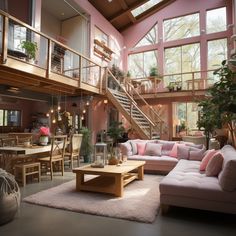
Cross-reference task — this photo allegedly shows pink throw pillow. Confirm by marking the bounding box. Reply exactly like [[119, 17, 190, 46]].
[[169, 143, 185, 158], [199, 149, 217, 171], [136, 142, 146, 155], [205, 153, 223, 176]]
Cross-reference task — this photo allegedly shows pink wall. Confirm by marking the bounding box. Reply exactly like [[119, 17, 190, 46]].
[[122, 0, 233, 72], [0, 98, 49, 132], [73, 0, 125, 69]]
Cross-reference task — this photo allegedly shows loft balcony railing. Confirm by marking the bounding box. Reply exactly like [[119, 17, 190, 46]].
[[128, 69, 218, 95], [0, 10, 105, 94]]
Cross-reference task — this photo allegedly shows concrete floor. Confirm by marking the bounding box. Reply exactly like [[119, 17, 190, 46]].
[[1, 171, 236, 236]]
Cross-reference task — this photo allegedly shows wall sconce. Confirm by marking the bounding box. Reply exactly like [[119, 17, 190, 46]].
[[104, 99, 108, 111]]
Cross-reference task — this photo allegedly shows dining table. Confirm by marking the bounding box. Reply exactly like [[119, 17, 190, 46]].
[[0, 144, 53, 172]]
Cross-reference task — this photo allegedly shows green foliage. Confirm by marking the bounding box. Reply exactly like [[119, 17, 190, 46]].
[[198, 60, 236, 148], [107, 121, 125, 145], [80, 127, 93, 158], [20, 41, 38, 60], [149, 66, 158, 77]]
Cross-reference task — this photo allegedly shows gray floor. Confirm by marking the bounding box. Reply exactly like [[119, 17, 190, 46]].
[[1, 170, 236, 236]]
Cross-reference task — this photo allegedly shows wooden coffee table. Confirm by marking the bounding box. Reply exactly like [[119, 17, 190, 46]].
[[73, 160, 145, 197]]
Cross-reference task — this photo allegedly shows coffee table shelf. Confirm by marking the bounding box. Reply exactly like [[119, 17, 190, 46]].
[[73, 161, 145, 197]]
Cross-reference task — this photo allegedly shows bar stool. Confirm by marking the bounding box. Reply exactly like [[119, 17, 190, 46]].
[[14, 162, 41, 186]]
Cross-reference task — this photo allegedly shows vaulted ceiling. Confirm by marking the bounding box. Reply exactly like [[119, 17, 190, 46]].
[[88, 0, 175, 32]]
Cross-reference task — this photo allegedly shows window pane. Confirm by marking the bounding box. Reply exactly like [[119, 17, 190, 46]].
[[207, 7, 226, 34], [6, 110, 21, 126], [94, 26, 108, 46], [128, 50, 158, 78], [164, 13, 199, 41], [164, 47, 181, 74], [128, 53, 143, 78], [0, 110, 3, 126], [208, 38, 227, 83], [182, 43, 200, 72], [135, 24, 158, 47], [131, 0, 163, 17]]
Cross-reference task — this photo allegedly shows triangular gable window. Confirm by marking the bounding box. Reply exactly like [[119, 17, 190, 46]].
[[135, 24, 158, 47]]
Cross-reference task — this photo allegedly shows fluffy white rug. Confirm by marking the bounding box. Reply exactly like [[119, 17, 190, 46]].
[[23, 175, 162, 223]]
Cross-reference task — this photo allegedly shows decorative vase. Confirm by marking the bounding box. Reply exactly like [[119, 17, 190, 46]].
[[39, 136, 49, 146], [0, 169, 20, 225], [108, 156, 119, 165]]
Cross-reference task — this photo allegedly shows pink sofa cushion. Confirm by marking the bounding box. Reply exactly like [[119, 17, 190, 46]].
[[177, 145, 190, 159], [157, 140, 175, 155], [218, 145, 236, 191], [137, 142, 146, 155], [189, 148, 206, 161], [169, 143, 185, 158], [199, 149, 217, 171], [144, 142, 162, 156], [206, 153, 223, 176], [119, 142, 133, 156]]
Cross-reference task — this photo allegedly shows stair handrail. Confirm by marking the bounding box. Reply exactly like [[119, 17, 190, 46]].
[[124, 80, 167, 137], [105, 68, 155, 128]]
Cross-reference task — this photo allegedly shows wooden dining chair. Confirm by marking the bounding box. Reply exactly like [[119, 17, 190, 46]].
[[38, 135, 67, 180], [0, 137, 18, 172], [64, 134, 83, 169]]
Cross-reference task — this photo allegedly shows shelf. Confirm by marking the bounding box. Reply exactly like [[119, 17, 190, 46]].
[[94, 39, 114, 61]]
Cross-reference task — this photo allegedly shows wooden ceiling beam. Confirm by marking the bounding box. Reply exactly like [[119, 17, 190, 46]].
[[109, 0, 148, 23]]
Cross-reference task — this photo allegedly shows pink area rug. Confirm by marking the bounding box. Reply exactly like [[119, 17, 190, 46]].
[[23, 175, 162, 223]]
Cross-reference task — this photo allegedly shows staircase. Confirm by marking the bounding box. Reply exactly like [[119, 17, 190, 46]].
[[105, 68, 168, 140]]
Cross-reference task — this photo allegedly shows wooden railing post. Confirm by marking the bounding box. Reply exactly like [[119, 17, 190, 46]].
[[46, 39, 52, 78], [1, 15, 8, 64], [192, 72, 195, 94], [99, 66, 102, 93], [79, 55, 82, 88], [104, 67, 108, 93]]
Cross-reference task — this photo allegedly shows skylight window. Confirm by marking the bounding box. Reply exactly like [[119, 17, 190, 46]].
[[131, 0, 163, 17]]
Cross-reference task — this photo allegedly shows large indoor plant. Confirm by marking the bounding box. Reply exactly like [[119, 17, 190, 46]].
[[197, 60, 236, 148], [80, 127, 93, 163]]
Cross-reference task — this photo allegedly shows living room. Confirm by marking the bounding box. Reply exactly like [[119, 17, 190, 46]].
[[0, 0, 236, 235]]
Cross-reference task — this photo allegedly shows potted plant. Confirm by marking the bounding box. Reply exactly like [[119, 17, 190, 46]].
[[80, 127, 93, 163], [149, 66, 158, 77], [167, 82, 175, 92], [20, 40, 38, 62], [39, 126, 50, 145], [107, 121, 125, 164], [175, 81, 182, 91]]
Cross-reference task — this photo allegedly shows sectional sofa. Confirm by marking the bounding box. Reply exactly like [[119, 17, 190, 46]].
[[120, 140, 236, 214]]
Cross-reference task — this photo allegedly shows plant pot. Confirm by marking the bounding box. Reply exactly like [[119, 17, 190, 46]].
[[39, 136, 49, 146], [84, 155, 91, 163], [108, 156, 119, 165]]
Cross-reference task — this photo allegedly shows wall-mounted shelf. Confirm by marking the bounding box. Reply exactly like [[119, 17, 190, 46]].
[[94, 39, 114, 61]]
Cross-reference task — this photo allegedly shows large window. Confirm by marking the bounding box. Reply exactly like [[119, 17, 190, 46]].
[[208, 38, 227, 82], [128, 50, 158, 78], [135, 24, 158, 47], [164, 13, 199, 41], [0, 109, 21, 127], [206, 7, 227, 34], [94, 26, 108, 46], [173, 102, 199, 137], [164, 43, 200, 88]]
